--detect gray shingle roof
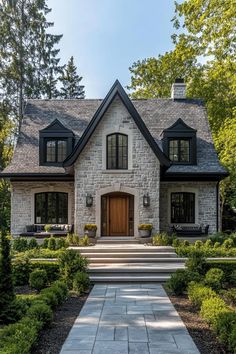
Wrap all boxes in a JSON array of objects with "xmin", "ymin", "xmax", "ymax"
[{"xmin": 2, "ymin": 97, "xmax": 226, "ymax": 176}]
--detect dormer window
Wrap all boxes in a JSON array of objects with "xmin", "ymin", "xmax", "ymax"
[
  {"xmin": 39, "ymin": 119, "xmax": 74, "ymax": 166},
  {"xmin": 163, "ymin": 118, "xmax": 197, "ymax": 165},
  {"xmin": 169, "ymin": 139, "xmax": 190, "ymax": 162}
]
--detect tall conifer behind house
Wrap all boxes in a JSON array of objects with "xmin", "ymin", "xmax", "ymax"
[{"xmin": 59, "ymin": 56, "xmax": 85, "ymax": 99}]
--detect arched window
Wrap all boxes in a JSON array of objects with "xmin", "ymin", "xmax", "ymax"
[
  {"xmin": 106, "ymin": 133, "xmax": 128, "ymax": 169},
  {"xmin": 35, "ymin": 192, "xmax": 68, "ymax": 224},
  {"xmin": 171, "ymin": 192, "xmax": 195, "ymax": 223}
]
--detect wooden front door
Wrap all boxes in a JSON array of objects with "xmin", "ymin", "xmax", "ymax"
[
  {"xmin": 101, "ymin": 193, "xmax": 134, "ymax": 236},
  {"xmin": 109, "ymin": 195, "xmax": 128, "ymax": 236}
]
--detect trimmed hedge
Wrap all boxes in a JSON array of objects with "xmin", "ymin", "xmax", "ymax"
[
  {"xmin": 166, "ymin": 269, "xmax": 201, "ymax": 295},
  {"xmin": 204, "ymin": 260, "xmax": 236, "ymax": 282},
  {"xmin": 200, "ymin": 296, "xmax": 228, "ymax": 327},
  {"xmin": 0, "ymin": 280, "xmax": 68, "ymax": 353},
  {"xmin": 187, "ymin": 282, "xmax": 217, "ymax": 308}
]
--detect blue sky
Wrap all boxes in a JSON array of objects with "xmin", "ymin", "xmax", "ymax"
[{"xmin": 47, "ymin": 0, "xmax": 177, "ymax": 98}]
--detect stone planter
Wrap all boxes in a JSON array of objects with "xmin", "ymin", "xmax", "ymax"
[
  {"xmin": 138, "ymin": 229, "xmax": 152, "ymax": 238},
  {"xmin": 85, "ymin": 229, "xmax": 96, "ymax": 238}
]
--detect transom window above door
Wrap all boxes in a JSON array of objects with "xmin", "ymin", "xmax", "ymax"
[{"xmin": 107, "ymin": 133, "xmax": 128, "ymax": 169}]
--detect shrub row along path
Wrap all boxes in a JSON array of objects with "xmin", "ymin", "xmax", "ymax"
[{"xmin": 60, "ymin": 284, "xmax": 199, "ymax": 354}]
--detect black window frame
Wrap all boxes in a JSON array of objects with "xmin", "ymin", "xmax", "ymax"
[
  {"xmin": 171, "ymin": 192, "xmax": 195, "ymax": 224},
  {"xmin": 106, "ymin": 133, "xmax": 128, "ymax": 170},
  {"xmin": 168, "ymin": 138, "xmax": 190, "ymax": 163},
  {"xmin": 35, "ymin": 192, "xmax": 68, "ymax": 224},
  {"xmin": 45, "ymin": 138, "xmax": 68, "ymax": 163}
]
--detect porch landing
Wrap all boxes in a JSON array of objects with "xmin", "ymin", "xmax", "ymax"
[{"xmin": 70, "ymin": 239, "xmax": 185, "ymax": 283}]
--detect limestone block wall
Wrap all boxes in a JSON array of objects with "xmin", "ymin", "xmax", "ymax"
[
  {"xmin": 10, "ymin": 181, "xmax": 74, "ymax": 236},
  {"xmin": 160, "ymin": 181, "xmax": 218, "ymax": 234},
  {"xmin": 74, "ymin": 95, "xmax": 160, "ymax": 237}
]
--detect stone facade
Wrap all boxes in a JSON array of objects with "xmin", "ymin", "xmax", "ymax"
[
  {"xmin": 160, "ymin": 181, "xmax": 219, "ymax": 234},
  {"xmin": 74, "ymin": 95, "xmax": 160, "ymax": 237},
  {"xmin": 10, "ymin": 181, "xmax": 74, "ymax": 236}
]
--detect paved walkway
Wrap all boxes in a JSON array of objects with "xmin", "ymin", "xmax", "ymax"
[{"xmin": 60, "ymin": 284, "xmax": 199, "ymax": 354}]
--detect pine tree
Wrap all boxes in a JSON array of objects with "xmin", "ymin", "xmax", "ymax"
[
  {"xmin": 0, "ymin": 228, "xmax": 15, "ymax": 323},
  {"xmin": 59, "ymin": 56, "xmax": 85, "ymax": 99},
  {"xmin": 0, "ymin": 0, "xmax": 63, "ymax": 131}
]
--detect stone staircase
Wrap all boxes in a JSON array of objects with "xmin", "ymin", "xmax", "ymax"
[{"xmin": 71, "ymin": 237, "xmax": 185, "ymax": 283}]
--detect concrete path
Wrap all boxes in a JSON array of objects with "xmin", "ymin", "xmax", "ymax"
[{"xmin": 60, "ymin": 284, "xmax": 199, "ymax": 354}]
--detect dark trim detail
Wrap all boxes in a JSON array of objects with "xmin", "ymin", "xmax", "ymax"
[
  {"xmin": 63, "ymin": 80, "xmax": 170, "ymax": 167},
  {"xmin": 0, "ymin": 173, "xmax": 74, "ymax": 181},
  {"xmin": 171, "ymin": 192, "xmax": 195, "ymax": 223},
  {"xmin": 162, "ymin": 171, "xmax": 229, "ymax": 182},
  {"xmin": 35, "ymin": 192, "xmax": 68, "ymax": 224},
  {"xmin": 216, "ymin": 181, "xmax": 219, "ymax": 232}
]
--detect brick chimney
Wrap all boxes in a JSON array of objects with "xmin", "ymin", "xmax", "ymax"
[{"xmin": 171, "ymin": 78, "xmax": 186, "ymax": 99}]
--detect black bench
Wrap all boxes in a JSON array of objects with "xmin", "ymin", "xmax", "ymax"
[
  {"xmin": 20, "ymin": 224, "xmax": 73, "ymax": 238},
  {"xmin": 171, "ymin": 224, "xmax": 209, "ymax": 236}
]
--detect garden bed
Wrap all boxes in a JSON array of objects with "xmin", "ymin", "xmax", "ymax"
[
  {"xmin": 33, "ymin": 291, "xmax": 89, "ymax": 354},
  {"xmin": 168, "ymin": 292, "xmax": 229, "ymax": 354}
]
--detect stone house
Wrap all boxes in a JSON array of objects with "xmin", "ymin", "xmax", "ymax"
[{"xmin": 1, "ymin": 80, "xmax": 227, "ymax": 237}]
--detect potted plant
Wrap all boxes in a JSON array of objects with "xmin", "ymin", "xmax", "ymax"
[
  {"xmin": 138, "ymin": 224, "xmax": 153, "ymax": 237},
  {"xmin": 84, "ymin": 224, "xmax": 97, "ymax": 238},
  {"xmin": 44, "ymin": 224, "xmax": 51, "ymax": 233}
]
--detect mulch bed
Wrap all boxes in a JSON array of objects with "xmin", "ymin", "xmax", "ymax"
[
  {"xmin": 32, "ymin": 290, "xmax": 90, "ymax": 354},
  {"xmin": 169, "ymin": 293, "xmax": 230, "ymax": 354}
]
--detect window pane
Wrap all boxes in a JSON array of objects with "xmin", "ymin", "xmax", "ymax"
[
  {"xmin": 171, "ymin": 192, "xmax": 195, "ymax": 223},
  {"xmin": 47, "ymin": 192, "xmax": 57, "ymax": 223},
  {"xmin": 180, "ymin": 140, "xmax": 190, "ymax": 162},
  {"xmin": 107, "ymin": 135, "xmax": 116, "ymax": 169},
  {"xmin": 35, "ymin": 193, "xmax": 46, "ymax": 224},
  {"xmin": 58, "ymin": 193, "xmax": 68, "ymax": 223},
  {"xmin": 107, "ymin": 134, "xmax": 128, "ymax": 169},
  {"xmin": 57, "ymin": 140, "xmax": 67, "ymax": 162},
  {"xmin": 46, "ymin": 141, "xmax": 56, "ymax": 162},
  {"xmin": 169, "ymin": 140, "xmax": 179, "ymax": 161}
]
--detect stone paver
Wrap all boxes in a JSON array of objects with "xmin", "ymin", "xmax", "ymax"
[{"xmin": 60, "ymin": 284, "xmax": 199, "ymax": 354}]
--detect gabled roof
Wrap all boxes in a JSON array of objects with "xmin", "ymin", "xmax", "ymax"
[
  {"xmin": 63, "ymin": 80, "xmax": 170, "ymax": 167},
  {"xmin": 163, "ymin": 118, "xmax": 197, "ymax": 133},
  {"xmin": 40, "ymin": 118, "xmax": 73, "ymax": 134},
  {"xmin": 0, "ymin": 81, "xmax": 228, "ymax": 178}
]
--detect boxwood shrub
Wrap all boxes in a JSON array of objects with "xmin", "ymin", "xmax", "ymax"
[
  {"xmin": 166, "ymin": 269, "xmax": 201, "ymax": 295},
  {"xmin": 204, "ymin": 268, "xmax": 225, "ymax": 291},
  {"xmin": 200, "ymin": 296, "xmax": 228, "ymax": 327},
  {"xmin": 29, "ymin": 269, "xmax": 48, "ymax": 291},
  {"xmin": 27, "ymin": 301, "xmax": 53, "ymax": 327},
  {"xmin": 187, "ymin": 282, "xmax": 217, "ymax": 309}
]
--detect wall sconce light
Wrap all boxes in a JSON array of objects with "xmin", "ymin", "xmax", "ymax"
[
  {"xmin": 143, "ymin": 193, "xmax": 150, "ymax": 207},
  {"xmin": 86, "ymin": 194, "xmax": 93, "ymax": 207}
]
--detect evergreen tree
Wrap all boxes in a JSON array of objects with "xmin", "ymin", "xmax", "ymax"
[
  {"xmin": 0, "ymin": 228, "xmax": 15, "ymax": 323},
  {"xmin": 0, "ymin": 0, "xmax": 63, "ymax": 131},
  {"xmin": 59, "ymin": 56, "xmax": 85, "ymax": 99}
]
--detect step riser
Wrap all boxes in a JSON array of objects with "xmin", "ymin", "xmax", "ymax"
[
  {"xmin": 89, "ymin": 277, "xmax": 170, "ymax": 283},
  {"xmin": 88, "ymin": 258, "xmax": 185, "ymax": 263},
  {"xmin": 79, "ymin": 249, "xmax": 174, "ymax": 254},
  {"xmin": 81, "ymin": 253, "xmax": 176, "ymax": 258}
]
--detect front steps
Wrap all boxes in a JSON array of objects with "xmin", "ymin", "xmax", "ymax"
[{"xmin": 71, "ymin": 239, "xmax": 185, "ymax": 283}]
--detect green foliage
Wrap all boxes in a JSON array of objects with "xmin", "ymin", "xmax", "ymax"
[
  {"xmin": 187, "ymin": 281, "xmax": 217, "ymax": 308},
  {"xmin": 210, "ymin": 232, "xmax": 228, "ymax": 245},
  {"xmin": 194, "ymin": 240, "xmax": 203, "ymax": 249},
  {"xmin": 0, "ymin": 229, "xmax": 15, "ymax": 323},
  {"xmin": 185, "ymin": 250, "xmax": 206, "ymax": 275},
  {"xmin": 42, "ymin": 238, "xmax": 49, "ymax": 249},
  {"xmin": 79, "ymin": 235, "xmax": 90, "ymax": 246},
  {"xmin": 183, "ymin": 240, "xmax": 190, "ymax": 247},
  {"xmin": 56, "ymin": 237, "xmax": 67, "ymax": 249},
  {"xmin": 223, "ymin": 238, "xmax": 234, "ymax": 249},
  {"xmin": 204, "ymin": 239, "xmax": 213, "ymax": 248},
  {"xmin": 12, "ymin": 257, "xmax": 31, "ymax": 286},
  {"xmin": 222, "ymin": 289, "xmax": 236, "ymax": 306},
  {"xmin": 166, "ymin": 269, "xmax": 201, "ymax": 295},
  {"xmin": 15, "ymin": 248, "xmax": 63, "ymax": 259},
  {"xmin": 47, "ymin": 236, "xmax": 56, "ymax": 250},
  {"xmin": 229, "ymin": 325, "xmax": 236, "ymax": 354},
  {"xmin": 172, "ymin": 238, "xmax": 181, "ymax": 248},
  {"xmin": 30, "ymin": 261, "xmax": 59, "ymax": 283},
  {"xmin": 28, "ymin": 238, "xmax": 38, "ymax": 249},
  {"xmin": 59, "ymin": 249, "xmax": 88, "ymax": 288},
  {"xmin": 44, "ymin": 224, "xmax": 52, "ymax": 232},
  {"xmin": 204, "ymin": 268, "xmax": 225, "ymax": 291},
  {"xmin": 213, "ymin": 312, "xmax": 236, "ymax": 347},
  {"xmin": 176, "ymin": 242, "xmax": 236, "ymax": 258},
  {"xmin": 40, "ymin": 288, "xmax": 59, "ymax": 308},
  {"xmin": 152, "ymin": 232, "xmax": 174, "ymax": 246},
  {"xmin": 214, "ymin": 242, "xmax": 221, "ymax": 248},
  {"xmin": 0, "ymin": 316, "xmax": 41, "ymax": 354},
  {"xmin": 13, "ymin": 237, "xmax": 28, "ymax": 252},
  {"xmin": 29, "ymin": 269, "xmax": 48, "ymax": 291},
  {"xmin": 200, "ymin": 296, "xmax": 228, "ymax": 327},
  {"xmin": 59, "ymin": 56, "xmax": 85, "ymax": 99},
  {"xmin": 230, "ymin": 270, "xmax": 236, "ymax": 286},
  {"xmin": 205, "ymin": 260, "xmax": 236, "ymax": 282},
  {"xmin": 73, "ymin": 271, "xmax": 90, "ymax": 293},
  {"xmin": 72, "ymin": 234, "xmax": 80, "ymax": 245},
  {"xmin": 27, "ymin": 301, "xmax": 53, "ymax": 327}
]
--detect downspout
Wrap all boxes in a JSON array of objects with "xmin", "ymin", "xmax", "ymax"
[{"xmin": 216, "ymin": 181, "xmax": 219, "ymax": 232}]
